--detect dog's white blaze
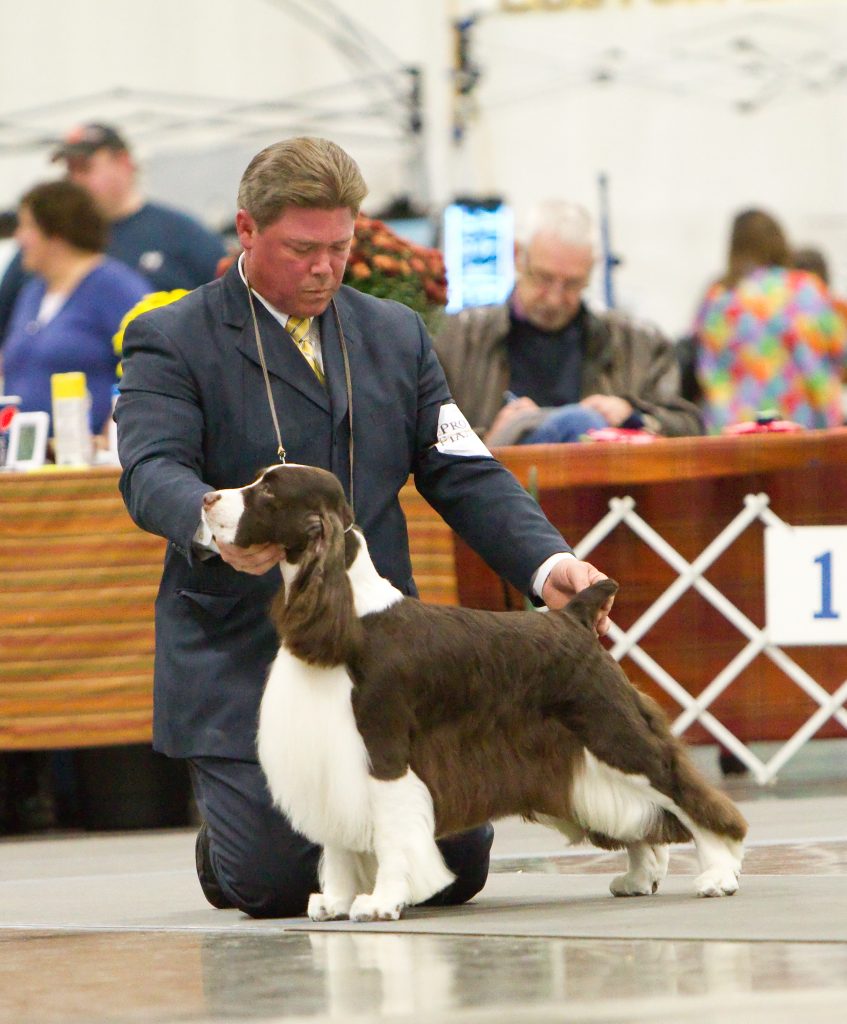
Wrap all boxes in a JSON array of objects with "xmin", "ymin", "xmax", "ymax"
[
  {"xmin": 257, "ymin": 648, "xmax": 373, "ymax": 852},
  {"xmin": 347, "ymin": 530, "xmax": 404, "ymax": 617},
  {"xmin": 203, "ymin": 490, "xmax": 246, "ymax": 544}
]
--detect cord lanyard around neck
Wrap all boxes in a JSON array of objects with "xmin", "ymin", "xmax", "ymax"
[{"xmin": 243, "ymin": 278, "xmax": 355, "ymax": 519}]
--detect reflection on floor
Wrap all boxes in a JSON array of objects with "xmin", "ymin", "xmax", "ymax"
[{"xmin": 1, "ymin": 740, "xmax": 845, "ymax": 1024}]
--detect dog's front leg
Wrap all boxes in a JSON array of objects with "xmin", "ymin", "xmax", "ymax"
[
  {"xmin": 349, "ymin": 769, "xmax": 455, "ymax": 922},
  {"xmin": 308, "ymin": 846, "xmax": 374, "ymax": 921}
]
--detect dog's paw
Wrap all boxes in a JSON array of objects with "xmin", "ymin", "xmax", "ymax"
[
  {"xmin": 695, "ymin": 867, "xmax": 739, "ymax": 898},
  {"xmin": 610, "ymin": 872, "xmax": 659, "ymax": 897},
  {"xmin": 349, "ymin": 893, "xmax": 406, "ymax": 922},
  {"xmin": 308, "ymin": 892, "xmax": 352, "ymax": 921},
  {"xmin": 610, "ymin": 843, "xmax": 668, "ymax": 896}
]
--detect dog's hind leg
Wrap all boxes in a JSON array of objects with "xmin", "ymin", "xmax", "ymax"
[
  {"xmin": 682, "ymin": 821, "xmax": 743, "ymax": 898},
  {"xmin": 349, "ymin": 769, "xmax": 455, "ymax": 922},
  {"xmin": 574, "ymin": 749, "xmax": 744, "ymax": 898},
  {"xmin": 610, "ymin": 841, "xmax": 669, "ymax": 896},
  {"xmin": 562, "ymin": 677, "xmax": 747, "ymax": 897},
  {"xmin": 633, "ymin": 713, "xmax": 745, "ymax": 897},
  {"xmin": 308, "ymin": 846, "xmax": 376, "ymax": 921}
]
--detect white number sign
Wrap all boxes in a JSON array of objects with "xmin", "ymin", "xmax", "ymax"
[{"xmin": 765, "ymin": 526, "xmax": 847, "ymax": 645}]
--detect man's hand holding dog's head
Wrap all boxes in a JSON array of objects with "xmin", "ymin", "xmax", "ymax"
[{"xmin": 217, "ymin": 538, "xmax": 285, "ymax": 575}]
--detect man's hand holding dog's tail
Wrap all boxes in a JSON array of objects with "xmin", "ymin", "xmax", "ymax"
[{"xmin": 542, "ymin": 558, "xmax": 614, "ymax": 636}]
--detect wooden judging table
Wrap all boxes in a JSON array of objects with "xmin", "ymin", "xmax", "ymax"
[
  {"xmin": 2, "ymin": 429, "xmax": 845, "ymax": 751},
  {"xmin": 1, "ymin": 469, "xmax": 164, "ymax": 750}
]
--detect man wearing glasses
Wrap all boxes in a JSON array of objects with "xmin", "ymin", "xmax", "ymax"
[{"xmin": 433, "ymin": 200, "xmax": 702, "ymax": 446}]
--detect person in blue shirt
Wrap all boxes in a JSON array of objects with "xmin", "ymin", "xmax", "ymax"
[
  {"xmin": 0, "ymin": 123, "xmax": 226, "ymax": 340},
  {"xmin": 2, "ymin": 179, "xmax": 149, "ymax": 432},
  {"xmin": 0, "ymin": 178, "xmax": 152, "ymax": 839}
]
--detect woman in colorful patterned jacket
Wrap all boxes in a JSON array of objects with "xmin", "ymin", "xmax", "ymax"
[{"xmin": 694, "ymin": 209, "xmax": 846, "ymax": 433}]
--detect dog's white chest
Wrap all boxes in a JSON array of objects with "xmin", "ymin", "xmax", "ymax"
[{"xmin": 257, "ymin": 648, "xmax": 373, "ymax": 851}]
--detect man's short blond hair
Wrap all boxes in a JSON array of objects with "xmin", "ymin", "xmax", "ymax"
[{"xmin": 238, "ymin": 137, "xmax": 368, "ymax": 229}]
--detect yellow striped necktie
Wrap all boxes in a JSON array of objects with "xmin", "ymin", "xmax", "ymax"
[{"xmin": 285, "ymin": 316, "xmax": 324, "ymax": 384}]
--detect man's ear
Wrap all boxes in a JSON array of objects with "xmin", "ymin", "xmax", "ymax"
[
  {"xmin": 514, "ymin": 241, "xmax": 527, "ymax": 272},
  {"xmin": 235, "ymin": 209, "xmax": 257, "ymax": 250}
]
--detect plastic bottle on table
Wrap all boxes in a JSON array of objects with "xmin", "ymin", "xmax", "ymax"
[{"xmin": 51, "ymin": 372, "xmax": 92, "ymax": 465}]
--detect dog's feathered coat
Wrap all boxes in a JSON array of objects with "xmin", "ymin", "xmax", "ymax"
[{"xmin": 203, "ymin": 463, "xmax": 747, "ymax": 921}]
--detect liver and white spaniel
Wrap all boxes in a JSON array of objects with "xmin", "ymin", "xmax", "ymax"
[{"xmin": 203, "ymin": 464, "xmax": 747, "ymax": 922}]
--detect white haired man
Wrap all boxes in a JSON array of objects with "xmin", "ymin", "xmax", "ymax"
[{"xmin": 433, "ymin": 200, "xmax": 702, "ymax": 444}]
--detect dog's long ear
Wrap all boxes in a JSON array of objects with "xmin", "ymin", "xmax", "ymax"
[{"xmin": 273, "ymin": 508, "xmax": 363, "ymax": 667}]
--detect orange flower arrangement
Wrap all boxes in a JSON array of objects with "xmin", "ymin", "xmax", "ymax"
[{"xmin": 344, "ymin": 214, "xmax": 448, "ymax": 333}]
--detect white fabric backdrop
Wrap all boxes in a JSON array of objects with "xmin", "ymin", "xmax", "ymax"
[{"xmin": 0, "ymin": 0, "xmax": 844, "ymax": 338}]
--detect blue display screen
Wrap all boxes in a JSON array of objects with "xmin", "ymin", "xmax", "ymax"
[{"xmin": 443, "ymin": 202, "xmax": 514, "ymax": 313}]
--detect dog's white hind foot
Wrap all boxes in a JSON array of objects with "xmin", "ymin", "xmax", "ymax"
[
  {"xmin": 690, "ymin": 829, "xmax": 743, "ymax": 897},
  {"xmin": 610, "ymin": 842, "xmax": 670, "ymax": 897},
  {"xmin": 695, "ymin": 866, "xmax": 739, "ymax": 898},
  {"xmin": 349, "ymin": 892, "xmax": 406, "ymax": 922}
]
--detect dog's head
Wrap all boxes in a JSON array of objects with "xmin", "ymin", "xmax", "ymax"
[
  {"xmin": 203, "ymin": 464, "xmax": 361, "ymax": 666},
  {"xmin": 203, "ymin": 464, "xmax": 354, "ymax": 562}
]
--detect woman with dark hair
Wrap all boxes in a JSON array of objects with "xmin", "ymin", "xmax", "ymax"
[
  {"xmin": 1, "ymin": 180, "xmax": 148, "ymax": 433},
  {"xmin": 693, "ymin": 208, "xmax": 845, "ymax": 432}
]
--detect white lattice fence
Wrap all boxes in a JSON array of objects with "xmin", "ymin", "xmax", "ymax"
[{"xmin": 574, "ymin": 493, "xmax": 847, "ymax": 785}]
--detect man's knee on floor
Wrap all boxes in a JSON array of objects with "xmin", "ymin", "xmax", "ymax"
[
  {"xmin": 207, "ymin": 843, "xmax": 319, "ymax": 919},
  {"xmin": 234, "ymin": 881, "xmax": 311, "ymax": 919},
  {"xmin": 224, "ymin": 864, "xmax": 317, "ymax": 918}
]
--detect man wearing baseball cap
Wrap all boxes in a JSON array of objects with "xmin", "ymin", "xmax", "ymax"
[
  {"xmin": 50, "ymin": 123, "xmax": 128, "ymax": 162},
  {"xmin": 0, "ymin": 123, "xmax": 226, "ymax": 339}
]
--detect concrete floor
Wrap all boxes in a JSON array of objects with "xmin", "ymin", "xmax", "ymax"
[{"xmin": 1, "ymin": 740, "xmax": 846, "ymax": 1024}]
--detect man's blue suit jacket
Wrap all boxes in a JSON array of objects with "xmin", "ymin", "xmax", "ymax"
[{"xmin": 117, "ymin": 263, "xmax": 570, "ymax": 759}]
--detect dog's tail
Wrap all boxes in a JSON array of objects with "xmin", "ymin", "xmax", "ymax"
[
  {"xmin": 562, "ymin": 579, "xmax": 619, "ymax": 632},
  {"xmin": 635, "ymin": 691, "xmax": 749, "ymax": 842}
]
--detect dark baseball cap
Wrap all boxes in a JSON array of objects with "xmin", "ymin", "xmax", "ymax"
[{"xmin": 50, "ymin": 123, "xmax": 129, "ymax": 162}]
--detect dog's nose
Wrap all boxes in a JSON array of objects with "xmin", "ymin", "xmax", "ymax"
[{"xmin": 202, "ymin": 491, "xmax": 221, "ymax": 509}]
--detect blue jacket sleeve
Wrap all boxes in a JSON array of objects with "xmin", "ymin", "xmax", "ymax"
[{"xmin": 115, "ymin": 312, "xmax": 214, "ymax": 560}]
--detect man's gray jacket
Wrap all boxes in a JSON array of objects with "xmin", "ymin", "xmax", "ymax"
[{"xmin": 433, "ymin": 302, "xmax": 703, "ymax": 440}]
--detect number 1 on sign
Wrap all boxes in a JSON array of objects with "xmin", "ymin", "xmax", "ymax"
[{"xmin": 813, "ymin": 551, "xmax": 839, "ymax": 620}]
